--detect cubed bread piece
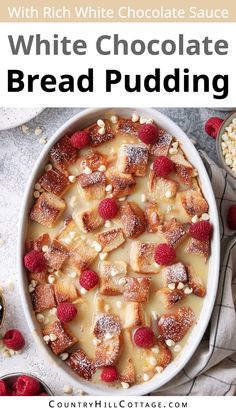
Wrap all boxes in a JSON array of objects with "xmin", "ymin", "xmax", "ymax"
[
  {"xmin": 184, "ymin": 238, "xmax": 210, "ymax": 261},
  {"xmin": 54, "ymin": 277, "xmax": 79, "ymax": 303},
  {"xmin": 187, "ymin": 265, "xmax": 206, "ymax": 297},
  {"xmin": 116, "ymin": 118, "xmax": 140, "ymax": 136},
  {"xmin": 28, "ymin": 271, "xmax": 47, "ymax": 284},
  {"xmin": 119, "ymin": 358, "xmax": 136, "ymax": 384},
  {"xmin": 117, "ymin": 144, "xmax": 149, "ymax": 177},
  {"xmin": 130, "ymin": 241, "xmax": 157, "ymax": 274},
  {"xmin": 154, "ymin": 338, "xmax": 172, "ymax": 368},
  {"xmin": 30, "ymin": 192, "xmax": 66, "ymax": 228},
  {"xmin": 157, "ymin": 218, "xmax": 187, "ymax": 247},
  {"xmin": 170, "ymin": 152, "xmax": 194, "ymax": 185},
  {"xmin": 123, "ymin": 277, "xmax": 151, "ymax": 303},
  {"xmin": 80, "ymin": 150, "xmax": 109, "ymax": 171},
  {"xmin": 44, "ymin": 240, "xmax": 68, "ymax": 270},
  {"xmin": 77, "ymin": 171, "xmax": 106, "ymax": 200},
  {"xmin": 67, "ymin": 349, "xmax": 96, "ymax": 380},
  {"xmin": 156, "ymin": 288, "xmax": 185, "ymax": 309},
  {"xmin": 176, "ymin": 189, "xmax": 208, "ymax": 219},
  {"xmin": 145, "ymin": 203, "xmax": 161, "ymax": 233},
  {"xmin": 106, "ymin": 169, "xmax": 136, "ymax": 198},
  {"xmin": 74, "ymin": 207, "xmax": 104, "ymax": 233},
  {"xmin": 43, "ymin": 320, "xmax": 78, "ymax": 355},
  {"xmin": 49, "ymin": 136, "xmax": 77, "ymax": 174},
  {"xmin": 148, "ymin": 171, "xmax": 178, "ymax": 202},
  {"xmin": 120, "ymin": 201, "xmax": 146, "ymax": 239},
  {"xmin": 97, "ymin": 228, "xmax": 125, "ymax": 252},
  {"xmin": 165, "ymin": 262, "xmax": 188, "ymax": 285},
  {"xmin": 26, "ymin": 233, "xmax": 51, "ymax": 252},
  {"xmin": 93, "ymin": 313, "xmax": 121, "ymax": 339},
  {"xmin": 67, "ymin": 240, "xmax": 98, "ymax": 272},
  {"xmin": 39, "ymin": 169, "xmax": 71, "ymax": 197},
  {"xmin": 84, "ymin": 120, "xmax": 114, "ymax": 146},
  {"xmin": 95, "ymin": 335, "xmax": 121, "ymax": 367},
  {"xmin": 123, "ymin": 302, "xmax": 143, "ymax": 329},
  {"xmin": 56, "ymin": 217, "xmax": 79, "ymax": 247},
  {"xmin": 31, "ymin": 284, "xmax": 56, "ymax": 313},
  {"xmin": 99, "ymin": 261, "xmax": 127, "ymax": 296},
  {"xmin": 157, "ymin": 307, "xmax": 195, "ymax": 342},
  {"xmin": 148, "ymin": 129, "xmax": 173, "ymax": 157}
]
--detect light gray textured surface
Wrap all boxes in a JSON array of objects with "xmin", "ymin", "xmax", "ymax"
[{"xmin": 0, "ymin": 107, "xmax": 229, "ymax": 395}]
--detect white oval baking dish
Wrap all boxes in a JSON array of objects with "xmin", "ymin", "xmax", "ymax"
[{"xmin": 18, "ymin": 108, "xmax": 220, "ymax": 395}]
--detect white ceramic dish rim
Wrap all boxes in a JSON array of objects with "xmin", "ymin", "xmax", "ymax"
[{"xmin": 17, "ymin": 107, "xmax": 220, "ymax": 396}]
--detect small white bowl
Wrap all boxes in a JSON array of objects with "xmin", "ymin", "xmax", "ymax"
[{"xmin": 17, "ymin": 108, "xmax": 220, "ymax": 396}]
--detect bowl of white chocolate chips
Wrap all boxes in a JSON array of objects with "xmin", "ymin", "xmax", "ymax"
[{"xmin": 217, "ymin": 111, "xmax": 236, "ymax": 179}]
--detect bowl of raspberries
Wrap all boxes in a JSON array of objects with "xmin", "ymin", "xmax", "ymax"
[
  {"xmin": 0, "ymin": 373, "xmax": 53, "ymax": 396},
  {"xmin": 0, "ymin": 293, "xmax": 5, "ymax": 329}
]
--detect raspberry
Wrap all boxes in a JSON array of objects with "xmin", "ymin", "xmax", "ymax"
[
  {"xmin": 204, "ymin": 117, "xmax": 224, "ymax": 139},
  {"xmin": 133, "ymin": 327, "xmax": 155, "ymax": 348},
  {"xmin": 100, "ymin": 366, "xmax": 118, "ymax": 382},
  {"xmin": 70, "ymin": 131, "xmax": 90, "ymax": 149},
  {"xmin": 138, "ymin": 124, "xmax": 159, "ymax": 145},
  {"xmin": 3, "ymin": 329, "xmax": 25, "ymax": 351},
  {"xmin": 227, "ymin": 205, "xmax": 236, "ymax": 230},
  {"xmin": 0, "ymin": 380, "xmax": 10, "ymax": 396},
  {"xmin": 15, "ymin": 375, "xmax": 41, "ymax": 396},
  {"xmin": 154, "ymin": 243, "xmax": 176, "ymax": 266},
  {"xmin": 24, "ymin": 250, "xmax": 46, "ymax": 273},
  {"xmin": 80, "ymin": 269, "xmax": 99, "ymax": 290},
  {"xmin": 189, "ymin": 221, "xmax": 212, "ymax": 241},
  {"xmin": 98, "ymin": 198, "xmax": 118, "ymax": 220},
  {"xmin": 153, "ymin": 156, "xmax": 174, "ymax": 177},
  {"xmin": 57, "ymin": 302, "xmax": 77, "ymax": 323}
]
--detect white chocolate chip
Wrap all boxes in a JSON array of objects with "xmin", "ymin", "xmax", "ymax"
[
  {"xmin": 149, "ymin": 357, "xmax": 157, "ymax": 366},
  {"xmin": 98, "ymin": 127, "xmax": 105, "ymax": 135},
  {"xmin": 141, "ymin": 194, "xmax": 147, "ymax": 202},
  {"xmin": 165, "ymin": 190, "xmax": 173, "ymax": 199},
  {"xmin": 84, "ymin": 166, "xmax": 92, "ymax": 174},
  {"xmin": 155, "ymin": 366, "xmax": 164, "ymax": 374},
  {"xmin": 143, "ymin": 373, "xmax": 150, "ymax": 382},
  {"xmin": 131, "ymin": 114, "xmax": 139, "ymax": 123},
  {"xmin": 151, "ymin": 345, "xmax": 160, "ymax": 354},
  {"xmin": 174, "ymin": 344, "xmax": 182, "ymax": 352},
  {"xmin": 177, "ymin": 282, "xmax": 185, "ymax": 290},
  {"xmin": 104, "ymin": 332, "xmax": 113, "ymax": 340},
  {"xmin": 48, "ymin": 275, "xmax": 55, "ymax": 284},
  {"xmin": 63, "ymin": 385, "xmax": 73, "ymax": 394},
  {"xmin": 146, "ymin": 118, "xmax": 153, "ymax": 124},
  {"xmin": 69, "ymin": 195, "xmax": 78, "ymax": 208},
  {"xmin": 92, "ymin": 241, "xmax": 102, "ymax": 252},
  {"xmin": 43, "ymin": 335, "xmax": 50, "ymax": 343},
  {"xmin": 35, "ymin": 127, "xmax": 43, "ymax": 136},
  {"xmin": 49, "ymin": 333, "xmax": 57, "ymax": 342},
  {"xmin": 21, "ymin": 124, "xmax": 29, "ymax": 134},
  {"xmin": 121, "ymin": 382, "xmax": 129, "ymax": 389},
  {"xmin": 169, "ymin": 148, "xmax": 178, "ymax": 155},
  {"xmin": 110, "ymin": 115, "xmax": 118, "ymax": 124},
  {"xmin": 45, "ymin": 163, "xmax": 52, "ymax": 172},
  {"xmin": 68, "ymin": 271, "xmax": 77, "ymax": 278},
  {"xmin": 116, "ymin": 301, "xmax": 122, "ymax": 309},
  {"xmin": 184, "ymin": 287, "xmax": 193, "ymax": 295},
  {"xmin": 165, "ymin": 339, "xmax": 175, "ymax": 347},
  {"xmin": 98, "ymin": 165, "xmax": 106, "ymax": 172},
  {"xmin": 60, "ymin": 353, "xmax": 69, "ymax": 361},
  {"xmin": 105, "ymin": 220, "xmax": 112, "ymax": 228},
  {"xmin": 80, "ymin": 287, "xmax": 87, "ymax": 295},
  {"xmin": 118, "ymin": 197, "xmax": 126, "ymax": 202},
  {"xmin": 34, "ymin": 191, "xmax": 40, "ymax": 198},
  {"xmin": 68, "ymin": 175, "xmax": 76, "ymax": 183},
  {"xmin": 168, "ymin": 283, "xmax": 175, "ymax": 290},
  {"xmin": 140, "ymin": 115, "xmax": 147, "ymax": 124},
  {"xmin": 118, "ymin": 277, "xmax": 126, "ymax": 286},
  {"xmin": 42, "ymin": 245, "xmax": 49, "ymax": 252},
  {"xmin": 97, "ymin": 119, "xmax": 105, "ymax": 127},
  {"xmin": 201, "ymin": 213, "xmax": 210, "ymax": 221},
  {"xmin": 28, "ymin": 284, "xmax": 35, "ymax": 293},
  {"xmin": 36, "ymin": 314, "xmax": 45, "ymax": 323},
  {"xmin": 99, "ymin": 252, "xmax": 108, "ymax": 261},
  {"xmin": 191, "ymin": 215, "xmax": 199, "ymax": 223},
  {"xmin": 151, "ymin": 311, "xmax": 158, "ymax": 320},
  {"xmin": 39, "ymin": 137, "xmax": 47, "ymax": 145},
  {"xmin": 34, "ymin": 183, "xmax": 41, "ymax": 191},
  {"xmin": 105, "ymin": 184, "xmax": 113, "ymax": 192}
]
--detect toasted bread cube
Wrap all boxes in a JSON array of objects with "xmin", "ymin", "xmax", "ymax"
[
  {"xmin": 67, "ymin": 349, "xmax": 96, "ymax": 380},
  {"xmin": 106, "ymin": 169, "xmax": 136, "ymax": 198},
  {"xmin": 43, "ymin": 320, "xmax": 78, "ymax": 355},
  {"xmin": 130, "ymin": 241, "xmax": 157, "ymax": 274},
  {"xmin": 156, "ymin": 288, "xmax": 185, "ymax": 309},
  {"xmin": 80, "ymin": 150, "xmax": 109, "ymax": 171},
  {"xmin": 26, "ymin": 233, "xmax": 51, "ymax": 252},
  {"xmin": 97, "ymin": 228, "xmax": 125, "ymax": 252},
  {"xmin": 176, "ymin": 189, "xmax": 208, "ymax": 219},
  {"xmin": 145, "ymin": 203, "xmax": 161, "ymax": 233},
  {"xmin": 44, "ymin": 240, "xmax": 68, "ymax": 270},
  {"xmin": 74, "ymin": 207, "xmax": 104, "ymax": 233},
  {"xmin": 93, "ymin": 313, "xmax": 121, "ymax": 339},
  {"xmin": 184, "ymin": 238, "xmax": 210, "ymax": 261},
  {"xmin": 84, "ymin": 120, "xmax": 114, "ymax": 147},
  {"xmin": 154, "ymin": 339, "xmax": 172, "ymax": 368},
  {"xmin": 165, "ymin": 262, "xmax": 188, "ymax": 285},
  {"xmin": 95, "ymin": 335, "xmax": 121, "ymax": 367},
  {"xmin": 123, "ymin": 277, "xmax": 151, "ymax": 303},
  {"xmin": 30, "ymin": 192, "xmax": 66, "ymax": 228},
  {"xmin": 148, "ymin": 129, "xmax": 173, "ymax": 157},
  {"xmin": 116, "ymin": 118, "xmax": 140, "ymax": 136},
  {"xmin": 119, "ymin": 358, "xmax": 136, "ymax": 384},
  {"xmin": 157, "ymin": 218, "xmax": 187, "ymax": 247},
  {"xmin": 56, "ymin": 217, "xmax": 80, "ymax": 247},
  {"xmin": 170, "ymin": 152, "xmax": 194, "ymax": 185},
  {"xmin": 187, "ymin": 265, "xmax": 206, "ymax": 297},
  {"xmin": 99, "ymin": 261, "xmax": 127, "ymax": 296},
  {"xmin": 67, "ymin": 240, "xmax": 98, "ymax": 272},
  {"xmin": 120, "ymin": 201, "xmax": 146, "ymax": 239},
  {"xmin": 28, "ymin": 271, "xmax": 47, "ymax": 284},
  {"xmin": 54, "ymin": 277, "xmax": 79, "ymax": 303},
  {"xmin": 117, "ymin": 144, "xmax": 149, "ymax": 177},
  {"xmin": 77, "ymin": 171, "xmax": 106, "ymax": 200},
  {"xmin": 148, "ymin": 172, "xmax": 178, "ymax": 202},
  {"xmin": 49, "ymin": 136, "xmax": 77, "ymax": 174},
  {"xmin": 39, "ymin": 169, "xmax": 71, "ymax": 197},
  {"xmin": 123, "ymin": 302, "xmax": 143, "ymax": 329},
  {"xmin": 31, "ymin": 284, "xmax": 56, "ymax": 313},
  {"xmin": 157, "ymin": 306, "xmax": 195, "ymax": 342}
]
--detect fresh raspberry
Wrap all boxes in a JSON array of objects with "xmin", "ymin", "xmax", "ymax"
[
  {"xmin": 133, "ymin": 327, "xmax": 155, "ymax": 348},
  {"xmin": 70, "ymin": 131, "xmax": 90, "ymax": 149},
  {"xmin": 98, "ymin": 198, "xmax": 118, "ymax": 220},
  {"xmin": 100, "ymin": 366, "xmax": 118, "ymax": 382},
  {"xmin": 204, "ymin": 117, "xmax": 224, "ymax": 139},
  {"xmin": 227, "ymin": 205, "xmax": 236, "ymax": 230},
  {"xmin": 153, "ymin": 156, "xmax": 174, "ymax": 177},
  {"xmin": 138, "ymin": 124, "xmax": 159, "ymax": 145},
  {"xmin": 15, "ymin": 375, "xmax": 41, "ymax": 396},
  {"xmin": 38, "ymin": 392, "xmax": 48, "ymax": 396},
  {"xmin": 189, "ymin": 221, "xmax": 212, "ymax": 241},
  {"xmin": 0, "ymin": 380, "xmax": 10, "ymax": 396},
  {"xmin": 57, "ymin": 302, "xmax": 77, "ymax": 323},
  {"xmin": 24, "ymin": 250, "xmax": 46, "ymax": 273},
  {"xmin": 154, "ymin": 243, "xmax": 176, "ymax": 266},
  {"xmin": 80, "ymin": 269, "xmax": 99, "ymax": 290},
  {"xmin": 3, "ymin": 329, "xmax": 25, "ymax": 351}
]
